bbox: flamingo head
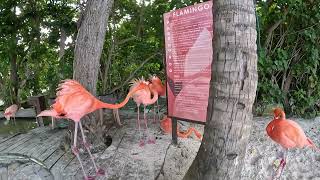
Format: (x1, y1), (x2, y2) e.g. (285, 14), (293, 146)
(4, 115), (10, 120)
(148, 75), (165, 94)
(3, 112), (11, 120)
(149, 75), (162, 85)
(272, 107), (286, 120)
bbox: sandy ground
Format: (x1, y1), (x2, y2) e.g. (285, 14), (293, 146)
(1, 108), (318, 180)
(156, 115), (320, 180)
(242, 116), (320, 180)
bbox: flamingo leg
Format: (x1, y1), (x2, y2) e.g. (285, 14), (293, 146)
(157, 100), (160, 122)
(79, 121), (105, 177)
(272, 149), (287, 180)
(144, 105), (148, 130)
(13, 116), (16, 125)
(137, 105), (144, 147)
(51, 117), (55, 129)
(71, 122), (93, 180)
(152, 104), (156, 124)
(278, 149), (287, 178)
(145, 105), (155, 144)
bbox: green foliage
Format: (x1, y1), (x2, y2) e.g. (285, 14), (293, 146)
(98, 0), (200, 95)
(0, 0), (77, 106)
(1, 0), (319, 118)
(256, 0), (320, 117)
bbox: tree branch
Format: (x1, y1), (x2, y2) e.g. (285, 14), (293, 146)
(264, 7), (288, 50)
(107, 52), (162, 94)
(100, 2), (145, 93)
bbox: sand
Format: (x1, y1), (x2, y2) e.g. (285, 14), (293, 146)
(158, 116), (320, 180)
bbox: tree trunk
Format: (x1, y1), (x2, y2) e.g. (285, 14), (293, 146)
(183, 0), (258, 179)
(9, 49), (19, 105)
(73, 0), (114, 94)
(72, 0), (114, 144)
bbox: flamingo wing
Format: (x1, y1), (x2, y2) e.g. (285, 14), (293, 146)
(275, 120), (308, 148)
(39, 79), (97, 120)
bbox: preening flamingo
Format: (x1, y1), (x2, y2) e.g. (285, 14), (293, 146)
(37, 79), (146, 180)
(266, 107), (319, 179)
(160, 115), (202, 140)
(148, 75), (166, 123)
(130, 78), (158, 146)
(4, 104), (19, 125)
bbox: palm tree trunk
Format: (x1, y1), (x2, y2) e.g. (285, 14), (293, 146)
(183, 0), (258, 179)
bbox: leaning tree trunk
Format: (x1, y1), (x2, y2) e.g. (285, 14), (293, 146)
(72, 0), (114, 144)
(183, 0), (258, 179)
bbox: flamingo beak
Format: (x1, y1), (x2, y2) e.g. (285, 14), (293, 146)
(270, 108), (275, 115)
(271, 108), (279, 119)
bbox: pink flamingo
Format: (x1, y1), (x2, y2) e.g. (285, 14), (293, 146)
(4, 104), (19, 125)
(148, 75), (166, 123)
(37, 79), (145, 180)
(130, 78), (159, 146)
(266, 107), (319, 179)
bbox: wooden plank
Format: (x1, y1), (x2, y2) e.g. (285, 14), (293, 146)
(50, 151), (75, 179)
(36, 136), (64, 162)
(44, 148), (66, 169)
(0, 133), (36, 152)
(26, 129), (64, 159)
(23, 135), (58, 158)
(0, 133), (21, 144)
(6, 128), (52, 154)
(1, 130), (45, 153)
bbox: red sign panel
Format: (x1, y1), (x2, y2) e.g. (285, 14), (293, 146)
(164, 1), (213, 123)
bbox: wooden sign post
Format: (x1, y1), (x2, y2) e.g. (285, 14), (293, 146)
(164, 1), (213, 144)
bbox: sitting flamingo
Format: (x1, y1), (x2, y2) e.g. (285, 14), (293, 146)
(266, 107), (319, 179)
(38, 79), (146, 180)
(160, 115), (202, 140)
(4, 104), (19, 125)
(130, 77), (158, 146)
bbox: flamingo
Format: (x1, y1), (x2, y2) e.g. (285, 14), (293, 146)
(148, 75), (166, 123)
(160, 115), (202, 140)
(37, 79), (146, 180)
(4, 104), (19, 125)
(266, 107), (319, 179)
(130, 77), (158, 146)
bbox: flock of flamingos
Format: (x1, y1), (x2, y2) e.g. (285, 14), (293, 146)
(2, 76), (320, 180)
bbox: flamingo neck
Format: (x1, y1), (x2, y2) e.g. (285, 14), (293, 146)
(281, 111), (286, 119)
(96, 94), (130, 110)
(158, 83), (166, 97)
(145, 90), (158, 105)
(96, 88), (140, 109)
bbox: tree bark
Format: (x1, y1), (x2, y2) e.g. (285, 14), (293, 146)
(9, 49), (19, 105)
(72, 0), (114, 144)
(183, 0), (258, 179)
(59, 27), (66, 59)
(73, 0), (114, 94)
